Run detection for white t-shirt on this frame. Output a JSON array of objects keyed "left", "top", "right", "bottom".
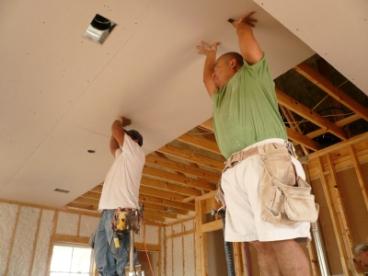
[{"left": 98, "top": 135, "right": 145, "bottom": 210}]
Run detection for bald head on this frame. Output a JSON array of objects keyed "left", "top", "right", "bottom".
[
  {"left": 218, "top": 52, "right": 244, "bottom": 69},
  {"left": 212, "top": 52, "right": 244, "bottom": 88}
]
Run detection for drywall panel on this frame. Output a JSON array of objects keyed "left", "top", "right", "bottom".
[
  {"left": 79, "top": 215, "right": 99, "bottom": 237},
  {"left": 31, "top": 209, "right": 55, "bottom": 276},
  {"left": 336, "top": 168, "right": 368, "bottom": 245},
  {"left": 0, "top": 203, "right": 18, "bottom": 275},
  {"left": 173, "top": 237, "right": 184, "bottom": 276},
  {"left": 7, "top": 207, "right": 40, "bottom": 276},
  {"left": 253, "top": 0, "right": 368, "bottom": 96},
  {"left": 165, "top": 236, "right": 173, "bottom": 276},
  {"left": 56, "top": 211, "right": 79, "bottom": 235},
  {"left": 183, "top": 234, "right": 195, "bottom": 276},
  {"left": 145, "top": 225, "right": 159, "bottom": 245},
  {"left": 0, "top": 0, "right": 313, "bottom": 208}
]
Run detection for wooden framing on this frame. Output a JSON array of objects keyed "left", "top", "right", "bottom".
[
  {"left": 295, "top": 64, "right": 368, "bottom": 121},
  {"left": 143, "top": 166, "right": 216, "bottom": 191},
  {"left": 281, "top": 106, "right": 310, "bottom": 155},
  {"left": 277, "top": 88, "right": 347, "bottom": 140},
  {"left": 177, "top": 133, "right": 221, "bottom": 154},
  {"left": 141, "top": 176, "right": 202, "bottom": 197},
  {"left": 145, "top": 154, "right": 220, "bottom": 183},
  {"left": 159, "top": 145, "right": 224, "bottom": 171}
]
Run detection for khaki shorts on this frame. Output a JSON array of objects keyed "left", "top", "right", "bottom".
[{"left": 221, "top": 138, "right": 312, "bottom": 242}]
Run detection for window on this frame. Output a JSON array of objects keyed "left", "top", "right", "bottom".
[{"left": 50, "top": 244, "right": 93, "bottom": 276}]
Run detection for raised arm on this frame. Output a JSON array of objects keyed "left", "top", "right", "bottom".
[
  {"left": 110, "top": 117, "right": 131, "bottom": 155},
  {"left": 230, "top": 12, "right": 263, "bottom": 65},
  {"left": 196, "top": 41, "right": 220, "bottom": 96}
]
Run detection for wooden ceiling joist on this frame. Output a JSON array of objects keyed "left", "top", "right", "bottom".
[
  {"left": 139, "top": 195, "right": 194, "bottom": 211},
  {"left": 141, "top": 176, "right": 201, "bottom": 197},
  {"left": 276, "top": 88, "right": 347, "bottom": 140},
  {"left": 286, "top": 127, "right": 320, "bottom": 151},
  {"left": 143, "top": 166, "right": 215, "bottom": 192},
  {"left": 158, "top": 145, "right": 224, "bottom": 171},
  {"left": 295, "top": 64, "right": 368, "bottom": 121},
  {"left": 307, "top": 113, "right": 360, "bottom": 139},
  {"left": 140, "top": 186, "right": 187, "bottom": 202},
  {"left": 177, "top": 133, "right": 221, "bottom": 154},
  {"left": 143, "top": 202, "right": 188, "bottom": 215},
  {"left": 281, "top": 106, "right": 310, "bottom": 155},
  {"left": 144, "top": 209, "right": 177, "bottom": 219},
  {"left": 67, "top": 201, "right": 98, "bottom": 212},
  {"left": 141, "top": 212, "right": 166, "bottom": 222},
  {"left": 146, "top": 154, "right": 220, "bottom": 183}
]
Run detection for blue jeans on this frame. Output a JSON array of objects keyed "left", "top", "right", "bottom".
[{"left": 94, "top": 210, "right": 130, "bottom": 276}]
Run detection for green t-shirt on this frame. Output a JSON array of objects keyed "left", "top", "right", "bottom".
[{"left": 212, "top": 56, "right": 287, "bottom": 159}]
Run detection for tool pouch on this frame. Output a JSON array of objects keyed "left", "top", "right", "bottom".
[{"left": 259, "top": 143, "right": 319, "bottom": 224}]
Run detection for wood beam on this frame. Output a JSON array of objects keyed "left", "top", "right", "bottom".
[
  {"left": 140, "top": 186, "right": 187, "bottom": 202},
  {"left": 139, "top": 195, "right": 194, "bottom": 211},
  {"left": 276, "top": 88, "right": 347, "bottom": 140},
  {"left": 158, "top": 145, "right": 224, "bottom": 171},
  {"left": 281, "top": 106, "right": 310, "bottom": 155},
  {"left": 307, "top": 113, "right": 360, "bottom": 139},
  {"left": 141, "top": 176, "right": 201, "bottom": 197},
  {"left": 142, "top": 212, "right": 166, "bottom": 222},
  {"left": 143, "top": 166, "right": 215, "bottom": 192},
  {"left": 146, "top": 154, "right": 220, "bottom": 183},
  {"left": 295, "top": 64, "right": 368, "bottom": 121},
  {"left": 143, "top": 202, "right": 188, "bottom": 215},
  {"left": 286, "top": 127, "right": 320, "bottom": 151},
  {"left": 177, "top": 133, "right": 221, "bottom": 154},
  {"left": 144, "top": 209, "right": 177, "bottom": 219},
  {"left": 67, "top": 202, "right": 98, "bottom": 212}
]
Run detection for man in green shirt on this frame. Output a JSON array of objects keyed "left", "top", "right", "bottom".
[{"left": 197, "top": 13, "right": 312, "bottom": 276}]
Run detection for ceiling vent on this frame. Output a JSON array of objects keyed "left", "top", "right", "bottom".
[
  {"left": 54, "top": 188, "right": 70, "bottom": 194},
  {"left": 85, "top": 14, "right": 116, "bottom": 44}
]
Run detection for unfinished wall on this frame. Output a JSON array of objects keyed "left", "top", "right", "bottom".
[
  {"left": 0, "top": 200, "right": 161, "bottom": 276},
  {"left": 163, "top": 219, "right": 195, "bottom": 276},
  {"left": 307, "top": 135, "right": 368, "bottom": 275},
  {"left": 0, "top": 201, "right": 99, "bottom": 276}
]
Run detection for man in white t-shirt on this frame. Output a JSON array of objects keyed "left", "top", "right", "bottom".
[{"left": 94, "top": 117, "right": 145, "bottom": 276}]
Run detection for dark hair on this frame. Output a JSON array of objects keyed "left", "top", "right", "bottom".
[
  {"left": 220, "top": 52, "right": 244, "bottom": 67},
  {"left": 126, "top": 129, "right": 143, "bottom": 147}
]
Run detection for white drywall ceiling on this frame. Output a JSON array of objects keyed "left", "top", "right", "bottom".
[
  {"left": 0, "top": 0, "right": 313, "bottom": 207},
  {"left": 253, "top": 0, "right": 368, "bottom": 96}
]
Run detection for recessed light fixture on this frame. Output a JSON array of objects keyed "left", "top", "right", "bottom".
[
  {"left": 85, "top": 14, "right": 116, "bottom": 44},
  {"left": 54, "top": 188, "right": 70, "bottom": 194},
  {"left": 87, "top": 149, "right": 96, "bottom": 153}
]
